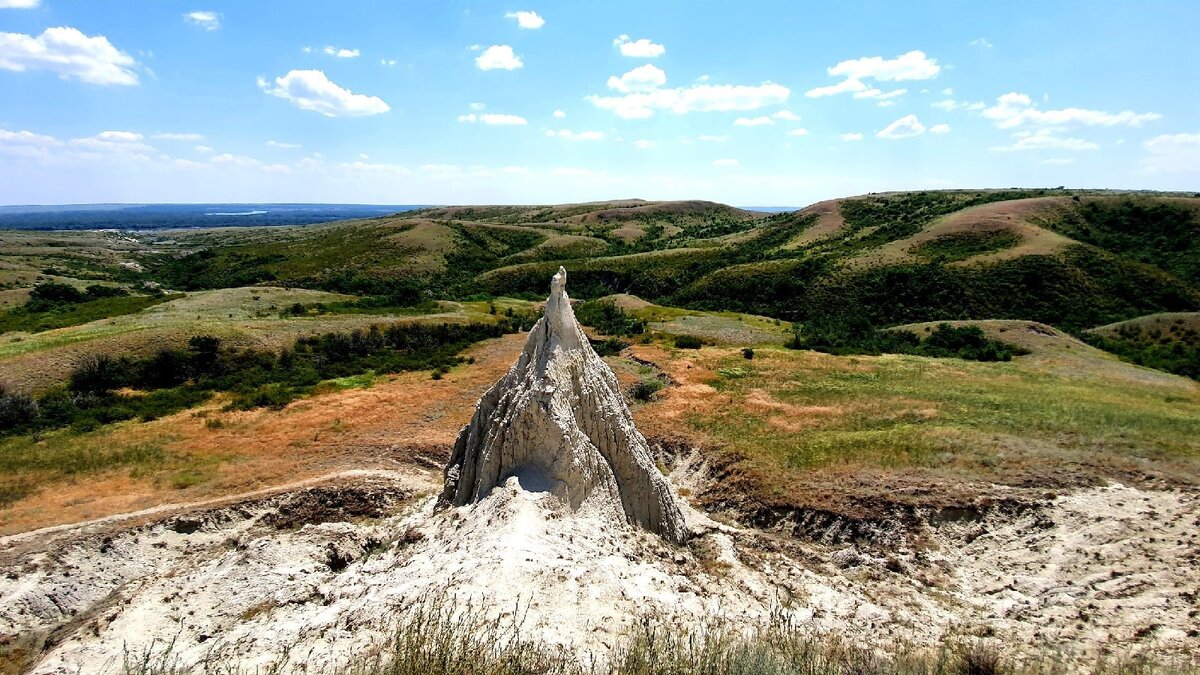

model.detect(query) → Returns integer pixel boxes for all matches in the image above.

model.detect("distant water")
[0,203,429,230]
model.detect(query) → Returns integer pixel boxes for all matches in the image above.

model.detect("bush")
[674,335,703,349]
[68,354,130,394]
[591,337,630,357]
[741,347,755,359]
[629,379,664,402]
[576,300,646,336]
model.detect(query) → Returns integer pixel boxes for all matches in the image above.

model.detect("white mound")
[441,267,688,543]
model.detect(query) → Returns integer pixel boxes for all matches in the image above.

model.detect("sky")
[0,0,1198,206]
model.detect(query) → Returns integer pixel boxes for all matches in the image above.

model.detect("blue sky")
[1,0,1197,206]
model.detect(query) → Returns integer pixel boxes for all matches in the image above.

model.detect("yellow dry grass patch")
[782,199,846,248]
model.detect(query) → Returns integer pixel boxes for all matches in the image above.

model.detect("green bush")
[576,300,647,336]
[674,335,703,349]
[591,337,630,357]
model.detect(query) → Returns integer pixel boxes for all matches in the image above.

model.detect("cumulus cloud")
[458,113,528,125]
[787,128,810,137]
[381,58,397,66]
[840,132,863,141]
[734,116,773,127]
[553,109,566,118]
[1141,133,1200,173]
[259,70,390,117]
[0,27,139,85]
[928,123,951,134]
[323,46,360,58]
[990,128,1100,151]
[807,50,939,98]
[0,128,62,158]
[546,129,605,140]
[877,114,927,139]
[711,158,739,167]
[184,11,220,31]
[607,64,666,93]
[505,11,545,29]
[983,92,1160,129]
[970,37,993,49]
[475,45,522,71]
[589,70,790,119]
[153,132,204,142]
[267,140,302,149]
[612,35,665,58]
[0,0,41,7]
[772,110,801,121]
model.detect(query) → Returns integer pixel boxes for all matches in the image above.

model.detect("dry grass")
[782,199,847,249]
[846,198,1076,269]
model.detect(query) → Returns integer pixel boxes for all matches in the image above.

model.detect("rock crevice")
[440,267,688,543]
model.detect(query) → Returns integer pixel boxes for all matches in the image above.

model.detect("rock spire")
[440,267,688,543]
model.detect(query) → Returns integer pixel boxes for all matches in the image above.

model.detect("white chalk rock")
[441,267,688,543]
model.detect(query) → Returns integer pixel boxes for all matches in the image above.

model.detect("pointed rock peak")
[440,268,688,543]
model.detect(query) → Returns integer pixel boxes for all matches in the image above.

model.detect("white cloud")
[877,114,927,139]
[771,110,801,121]
[840,132,863,142]
[633,139,656,150]
[323,46,360,59]
[475,45,522,71]
[459,112,528,125]
[0,128,61,158]
[990,128,1100,151]
[0,27,139,85]
[211,153,291,173]
[96,131,143,142]
[808,50,938,99]
[932,99,958,111]
[381,58,397,66]
[194,145,213,154]
[607,64,666,93]
[983,92,1160,129]
[696,135,729,142]
[259,70,390,117]
[970,37,993,49]
[469,102,486,111]
[0,0,41,7]
[612,35,665,58]
[547,129,605,141]
[1039,158,1075,166]
[267,140,302,149]
[712,158,739,167]
[553,109,566,118]
[787,128,810,137]
[153,132,204,142]
[184,11,220,31]
[589,78,790,119]
[942,88,954,96]
[928,123,951,134]
[1141,133,1200,173]
[734,116,773,127]
[505,11,545,29]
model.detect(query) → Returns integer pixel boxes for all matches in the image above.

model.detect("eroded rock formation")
[440,267,688,543]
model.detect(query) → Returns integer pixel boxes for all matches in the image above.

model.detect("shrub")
[591,337,630,357]
[741,347,755,360]
[68,354,130,394]
[576,300,646,336]
[629,378,665,402]
[674,335,703,349]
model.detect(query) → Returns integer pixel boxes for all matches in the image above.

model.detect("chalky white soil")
[1,468,1196,673]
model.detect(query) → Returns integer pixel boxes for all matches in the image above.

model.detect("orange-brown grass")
[0,334,526,535]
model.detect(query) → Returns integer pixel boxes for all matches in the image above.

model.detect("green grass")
[693,348,1200,477]
[912,230,1023,262]
[0,294,181,334]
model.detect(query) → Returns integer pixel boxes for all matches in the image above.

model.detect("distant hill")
[0,203,428,230]
[135,190,1200,338]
